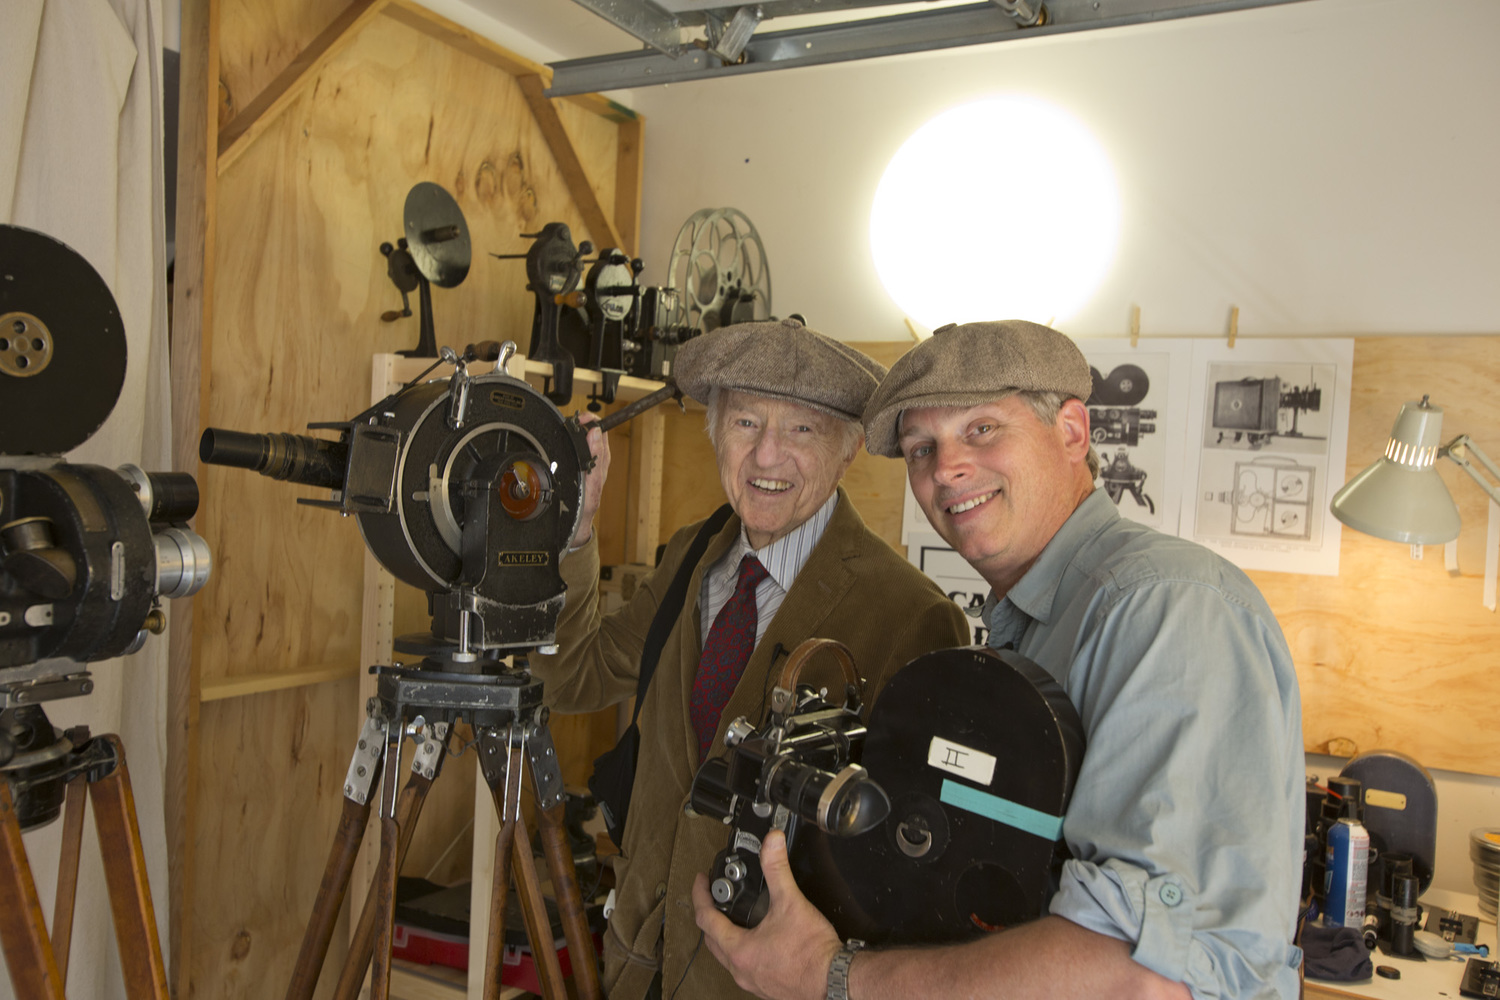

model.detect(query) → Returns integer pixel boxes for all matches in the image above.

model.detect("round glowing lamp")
[870,95,1120,329]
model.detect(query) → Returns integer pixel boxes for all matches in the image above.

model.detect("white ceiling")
[448,0,653,60]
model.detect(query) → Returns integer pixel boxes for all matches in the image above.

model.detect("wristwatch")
[826,939,866,1000]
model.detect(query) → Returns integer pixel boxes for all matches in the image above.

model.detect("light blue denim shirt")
[985,489,1305,1000]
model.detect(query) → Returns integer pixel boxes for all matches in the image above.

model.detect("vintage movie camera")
[690,639,889,927]
[199,339,593,662]
[490,207,770,412]
[1,223,211,827]
[693,642,1087,946]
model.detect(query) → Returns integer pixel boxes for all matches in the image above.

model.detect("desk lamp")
[1330,395,1500,569]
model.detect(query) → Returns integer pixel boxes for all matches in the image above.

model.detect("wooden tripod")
[283,663,602,1000]
[0,732,169,1000]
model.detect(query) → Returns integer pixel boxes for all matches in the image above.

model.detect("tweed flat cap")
[863,320,1093,457]
[673,317,887,421]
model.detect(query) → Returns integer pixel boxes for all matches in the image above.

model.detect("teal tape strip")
[939,779,1065,841]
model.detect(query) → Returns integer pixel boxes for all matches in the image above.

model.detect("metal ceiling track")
[548,0,1314,95]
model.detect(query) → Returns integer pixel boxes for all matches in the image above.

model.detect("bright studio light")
[870,96,1121,329]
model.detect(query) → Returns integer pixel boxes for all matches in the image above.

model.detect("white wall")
[628,0,1500,341]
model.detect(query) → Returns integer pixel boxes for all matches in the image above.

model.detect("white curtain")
[1,0,172,996]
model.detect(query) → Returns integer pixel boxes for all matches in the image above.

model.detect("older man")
[530,318,970,1000]
[695,320,1305,1000]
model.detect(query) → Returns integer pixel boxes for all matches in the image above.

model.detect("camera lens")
[154,527,212,599]
[765,760,890,837]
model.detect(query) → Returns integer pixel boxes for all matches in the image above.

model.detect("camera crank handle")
[593,381,683,434]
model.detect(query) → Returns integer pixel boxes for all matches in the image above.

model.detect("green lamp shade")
[1330,398,1461,544]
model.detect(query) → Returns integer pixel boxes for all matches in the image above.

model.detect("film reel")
[0,225,127,455]
[404,181,471,288]
[1086,364,1149,407]
[666,207,772,334]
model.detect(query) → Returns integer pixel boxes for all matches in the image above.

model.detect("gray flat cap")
[863,320,1093,456]
[673,317,887,421]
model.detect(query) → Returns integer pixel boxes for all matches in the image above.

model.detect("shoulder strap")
[629,503,734,726]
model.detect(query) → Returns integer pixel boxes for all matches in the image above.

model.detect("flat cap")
[863,320,1093,457]
[673,317,886,422]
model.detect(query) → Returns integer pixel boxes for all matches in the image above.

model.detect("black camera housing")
[690,639,888,927]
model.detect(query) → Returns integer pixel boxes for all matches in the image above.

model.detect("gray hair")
[705,388,865,464]
[1014,389,1102,480]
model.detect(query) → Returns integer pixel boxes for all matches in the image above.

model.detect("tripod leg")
[51,774,89,982]
[509,816,567,1000]
[367,720,406,1000]
[536,800,602,1000]
[283,793,377,1000]
[368,811,401,1000]
[0,779,65,1000]
[286,710,401,1000]
[87,735,170,999]
[478,735,567,1000]
[330,771,436,1000]
[481,817,518,1000]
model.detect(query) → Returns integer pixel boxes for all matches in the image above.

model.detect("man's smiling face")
[714,390,856,549]
[899,395,1093,595]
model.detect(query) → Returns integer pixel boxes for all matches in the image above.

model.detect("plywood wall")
[1252,336,1500,776]
[173,1,641,995]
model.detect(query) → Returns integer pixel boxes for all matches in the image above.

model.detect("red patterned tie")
[690,555,769,760]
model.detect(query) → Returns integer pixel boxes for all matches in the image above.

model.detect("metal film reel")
[666,207,772,334]
[0,226,128,455]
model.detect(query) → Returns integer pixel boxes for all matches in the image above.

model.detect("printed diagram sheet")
[1181,339,1353,576]
[1075,339,1193,535]
[899,337,1354,613]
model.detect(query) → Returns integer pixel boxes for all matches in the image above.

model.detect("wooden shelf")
[382,351,687,406]
[199,662,359,703]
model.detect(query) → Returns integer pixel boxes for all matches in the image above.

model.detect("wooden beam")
[199,663,361,703]
[614,115,645,257]
[216,0,390,175]
[627,406,666,565]
[517,74,626,253]
[167,0,218,993]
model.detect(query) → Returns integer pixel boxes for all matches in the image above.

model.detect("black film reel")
[0,225,127,455]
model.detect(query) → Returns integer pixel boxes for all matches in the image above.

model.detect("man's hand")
[572,414,610,549]
[692,830,842,1000]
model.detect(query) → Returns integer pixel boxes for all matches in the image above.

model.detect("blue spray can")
[1324,785,1370,928]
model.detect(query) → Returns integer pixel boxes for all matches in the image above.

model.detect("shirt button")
[1159,883,1183,907]
[656,881,667,900]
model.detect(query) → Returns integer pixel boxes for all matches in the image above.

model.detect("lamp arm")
[1440,434,1500,506]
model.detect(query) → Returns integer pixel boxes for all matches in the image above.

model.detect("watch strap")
[826,938,866,1000]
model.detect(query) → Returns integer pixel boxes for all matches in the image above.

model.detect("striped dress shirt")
[698,491,840,647]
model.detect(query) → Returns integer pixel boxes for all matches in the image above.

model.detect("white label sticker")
[733,830,763,855]
[927,736,996,786]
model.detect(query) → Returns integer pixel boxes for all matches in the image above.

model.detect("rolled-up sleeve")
[1045,575,1304,1000]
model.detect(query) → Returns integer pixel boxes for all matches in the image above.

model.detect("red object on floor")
[391,921,603,992]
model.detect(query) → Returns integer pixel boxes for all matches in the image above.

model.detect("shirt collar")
[999,488,1119,625]
[729,490,840,591]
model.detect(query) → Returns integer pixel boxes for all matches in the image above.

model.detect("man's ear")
[1057,398,1092,462]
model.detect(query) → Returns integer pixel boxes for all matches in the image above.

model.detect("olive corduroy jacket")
[529,488,972,1000]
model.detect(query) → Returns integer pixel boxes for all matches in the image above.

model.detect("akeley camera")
[690,638,889,927]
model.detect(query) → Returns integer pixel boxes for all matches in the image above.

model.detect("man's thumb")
[761,829,794,888]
